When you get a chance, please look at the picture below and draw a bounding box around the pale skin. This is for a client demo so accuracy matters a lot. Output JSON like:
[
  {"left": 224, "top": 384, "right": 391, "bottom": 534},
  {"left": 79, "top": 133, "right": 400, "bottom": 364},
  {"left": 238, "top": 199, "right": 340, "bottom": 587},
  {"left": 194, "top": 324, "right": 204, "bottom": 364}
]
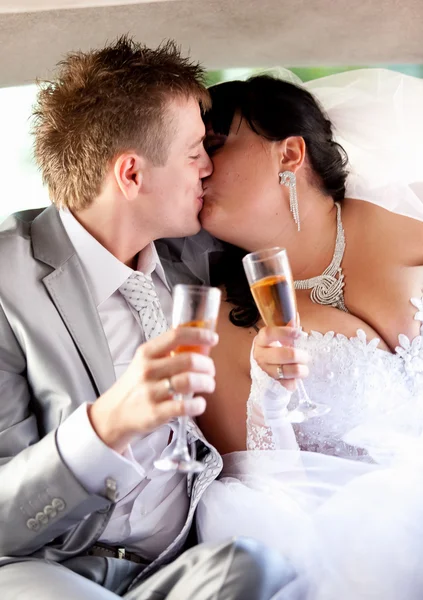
[
  {"left": 71, "top": 95, "right": 217, "bottom": 454},
  {"left": 197, "top": 117, "right": 423, "bottom": 455}
]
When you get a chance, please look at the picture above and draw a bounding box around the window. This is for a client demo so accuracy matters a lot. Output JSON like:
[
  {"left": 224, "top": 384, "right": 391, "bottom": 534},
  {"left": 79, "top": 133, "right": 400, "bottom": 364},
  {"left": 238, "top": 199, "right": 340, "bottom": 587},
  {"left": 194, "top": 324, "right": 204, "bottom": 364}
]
[
  {"left": 1, "top": 65, "right": 422, "bottom": 221},
  {"left": 0, "top": 84, "right": 49, "bottom": 221}
]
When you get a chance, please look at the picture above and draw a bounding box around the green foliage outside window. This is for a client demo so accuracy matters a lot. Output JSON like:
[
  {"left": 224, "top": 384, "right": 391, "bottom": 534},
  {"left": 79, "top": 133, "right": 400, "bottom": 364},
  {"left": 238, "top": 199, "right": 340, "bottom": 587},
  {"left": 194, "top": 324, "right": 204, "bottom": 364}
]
[
  {"left": 1, "top": 64, "right": 422, "bottom": 220},
  {"left": 206, "top": 64, "right": 423, "bottom": 86}
]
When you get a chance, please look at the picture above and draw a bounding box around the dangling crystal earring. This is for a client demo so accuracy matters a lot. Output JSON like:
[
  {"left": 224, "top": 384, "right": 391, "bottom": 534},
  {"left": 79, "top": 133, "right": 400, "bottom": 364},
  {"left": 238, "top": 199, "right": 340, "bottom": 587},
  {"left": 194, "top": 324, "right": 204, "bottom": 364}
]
[{"left": 279, "top": 171, "right": 300, "bottom": 231}]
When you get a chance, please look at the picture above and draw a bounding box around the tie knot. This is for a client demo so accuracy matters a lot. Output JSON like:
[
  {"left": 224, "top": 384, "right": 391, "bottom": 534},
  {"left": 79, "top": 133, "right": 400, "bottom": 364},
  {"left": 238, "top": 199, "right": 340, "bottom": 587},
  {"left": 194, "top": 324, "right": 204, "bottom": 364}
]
[{"left": 119, "top": 272, "right": 160, "bottom": 313}]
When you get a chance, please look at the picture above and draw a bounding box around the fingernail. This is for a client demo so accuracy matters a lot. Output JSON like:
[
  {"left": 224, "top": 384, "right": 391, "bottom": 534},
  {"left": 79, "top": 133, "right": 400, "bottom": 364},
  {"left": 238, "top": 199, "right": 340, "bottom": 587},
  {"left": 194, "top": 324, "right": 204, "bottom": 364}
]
[
  {"left": 201, "top": 331, "right": 218, "bottom": 345},
  {"left": 269, "top": 341, "right": 283, "bottom": 348},
  {"left": 184, "top": 397, "right": 207, "bottom": 417},
  {"left": 208, "top": 331, "right": 219, "bottom": 343}
]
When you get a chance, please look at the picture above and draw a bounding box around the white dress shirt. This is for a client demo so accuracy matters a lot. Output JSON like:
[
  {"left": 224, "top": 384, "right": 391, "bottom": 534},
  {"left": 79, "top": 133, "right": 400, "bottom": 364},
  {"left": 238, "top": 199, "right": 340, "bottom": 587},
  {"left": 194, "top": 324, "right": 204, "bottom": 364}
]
[{"left": 56, "top": 209, "right": 189, "bottom": 560}]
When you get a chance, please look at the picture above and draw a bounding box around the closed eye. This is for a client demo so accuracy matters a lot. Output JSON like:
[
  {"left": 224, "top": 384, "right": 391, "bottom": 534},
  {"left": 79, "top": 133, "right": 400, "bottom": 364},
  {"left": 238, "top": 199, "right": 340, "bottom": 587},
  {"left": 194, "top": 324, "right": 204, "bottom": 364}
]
[
  {"left": 205, "top": 144, "right": 223, "bottom": 156},
  {"left": 204, "top": 133, "right": 227, "bottom": 156}
]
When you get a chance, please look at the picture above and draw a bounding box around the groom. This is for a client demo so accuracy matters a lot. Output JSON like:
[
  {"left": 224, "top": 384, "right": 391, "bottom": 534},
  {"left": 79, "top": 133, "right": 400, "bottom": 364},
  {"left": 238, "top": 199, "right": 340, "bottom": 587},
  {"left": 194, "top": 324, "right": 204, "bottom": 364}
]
[{"left": 0, "top": 36, "right": 293, "bottom": 599}]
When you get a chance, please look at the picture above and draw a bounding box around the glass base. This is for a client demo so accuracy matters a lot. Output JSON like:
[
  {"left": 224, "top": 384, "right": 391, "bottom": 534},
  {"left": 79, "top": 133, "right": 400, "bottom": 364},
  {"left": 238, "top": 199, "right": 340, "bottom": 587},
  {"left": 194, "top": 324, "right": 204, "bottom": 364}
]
[
  {"left": 154, "top": 456, "right": 206, "bottom": 473},
  {"left": 286, "top": 403, "right": 331, "bottom": 424}
]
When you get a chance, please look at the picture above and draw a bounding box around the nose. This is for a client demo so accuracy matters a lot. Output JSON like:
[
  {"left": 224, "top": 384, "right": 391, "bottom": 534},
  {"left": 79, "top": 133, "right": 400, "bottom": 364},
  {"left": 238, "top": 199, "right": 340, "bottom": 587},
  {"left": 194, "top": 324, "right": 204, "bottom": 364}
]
[{"left": 200, "top": 151, "right": 213, "bottom": 179}]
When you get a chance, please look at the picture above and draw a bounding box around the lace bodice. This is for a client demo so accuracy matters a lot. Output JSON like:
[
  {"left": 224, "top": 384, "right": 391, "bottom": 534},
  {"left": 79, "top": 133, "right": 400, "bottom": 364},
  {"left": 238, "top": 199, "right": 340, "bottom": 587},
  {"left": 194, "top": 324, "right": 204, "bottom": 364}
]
[{"left": 247, "top": 294, "right": 423, "bottom": 461}]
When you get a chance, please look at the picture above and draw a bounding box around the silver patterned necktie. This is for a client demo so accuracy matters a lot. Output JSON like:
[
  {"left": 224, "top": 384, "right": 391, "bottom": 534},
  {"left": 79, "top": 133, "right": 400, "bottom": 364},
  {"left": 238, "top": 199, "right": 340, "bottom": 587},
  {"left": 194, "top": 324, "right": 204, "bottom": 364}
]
[{"left": 119, "top": 272, "right": 169, "bottom": 340}]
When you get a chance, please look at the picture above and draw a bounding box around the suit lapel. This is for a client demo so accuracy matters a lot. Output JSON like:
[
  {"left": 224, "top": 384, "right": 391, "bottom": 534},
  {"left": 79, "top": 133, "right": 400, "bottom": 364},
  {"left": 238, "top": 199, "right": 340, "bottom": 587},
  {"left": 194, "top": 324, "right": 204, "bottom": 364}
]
[
  {"left": 155, "top": 238, "right": 205, "bottom": 287},
  {"left": 31, "top": 206, "right": 115, "bottom": 396},
  {"left": 156, "top": 230, "right": 225, "bottom": 289}
]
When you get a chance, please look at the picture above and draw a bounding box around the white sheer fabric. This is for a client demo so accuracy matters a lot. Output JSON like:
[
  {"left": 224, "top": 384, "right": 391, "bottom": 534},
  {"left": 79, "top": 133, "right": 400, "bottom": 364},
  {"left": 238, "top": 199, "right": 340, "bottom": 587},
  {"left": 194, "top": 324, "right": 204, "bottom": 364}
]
[
  {"left": 306, "top": 69, "right": 423, "bottom": 222},
  {"left": 250, "top": 68, "right": 423, "bottom": 222},
  {"left": 198, "top": 294, "right": 423, "bottom": 600},
  {"left": 197, "top": 69, "right": 423, "bottom": 599}
]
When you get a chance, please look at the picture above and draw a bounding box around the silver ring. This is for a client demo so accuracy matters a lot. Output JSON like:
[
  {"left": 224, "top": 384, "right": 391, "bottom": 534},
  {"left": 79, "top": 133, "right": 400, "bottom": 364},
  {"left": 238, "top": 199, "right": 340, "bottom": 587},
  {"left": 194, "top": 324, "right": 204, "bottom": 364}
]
[
  {"left": 276, "top": 365, "right": 285, "bottom": 380},
  {"left": 165, "top": 377, "right": 176, "bottom": 395}
]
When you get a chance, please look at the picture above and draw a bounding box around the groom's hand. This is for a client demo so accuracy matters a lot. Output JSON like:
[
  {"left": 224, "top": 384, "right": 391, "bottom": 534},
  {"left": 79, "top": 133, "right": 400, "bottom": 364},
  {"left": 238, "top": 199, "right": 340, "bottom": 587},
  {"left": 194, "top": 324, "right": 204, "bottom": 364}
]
[
  {"left": 88, "top": 327, "right": 218, "bottom": 453},
  {"left": 254, "top": 326, "right": 309, "bottom": 392}
]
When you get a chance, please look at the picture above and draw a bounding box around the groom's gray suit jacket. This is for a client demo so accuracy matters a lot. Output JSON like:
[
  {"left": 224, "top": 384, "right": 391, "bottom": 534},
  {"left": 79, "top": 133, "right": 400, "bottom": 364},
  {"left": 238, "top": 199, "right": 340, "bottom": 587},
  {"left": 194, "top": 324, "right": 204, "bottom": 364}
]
[{"left": 0, "top": 206, "right": 222, "bottom": 589}]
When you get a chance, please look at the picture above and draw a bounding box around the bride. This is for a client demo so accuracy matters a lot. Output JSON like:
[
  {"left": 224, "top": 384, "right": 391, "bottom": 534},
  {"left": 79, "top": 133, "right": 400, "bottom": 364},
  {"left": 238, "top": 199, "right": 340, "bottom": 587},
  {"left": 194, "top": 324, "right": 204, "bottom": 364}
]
[{"left": 192, "top": 69, "right": 423, "bottom": 599}]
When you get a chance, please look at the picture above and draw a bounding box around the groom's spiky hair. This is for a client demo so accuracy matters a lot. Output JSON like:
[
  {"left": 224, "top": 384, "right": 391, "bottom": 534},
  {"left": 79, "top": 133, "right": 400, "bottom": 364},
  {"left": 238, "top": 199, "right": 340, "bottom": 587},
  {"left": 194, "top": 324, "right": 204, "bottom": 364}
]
[{"left": 32, "top": 35, "right": 210, "bottom": 210}]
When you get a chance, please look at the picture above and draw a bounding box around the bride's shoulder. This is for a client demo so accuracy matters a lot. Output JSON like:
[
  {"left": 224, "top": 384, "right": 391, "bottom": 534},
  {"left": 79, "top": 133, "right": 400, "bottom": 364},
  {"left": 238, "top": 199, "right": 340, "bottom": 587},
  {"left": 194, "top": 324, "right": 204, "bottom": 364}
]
[{"left": 345, "top": 198, "right": 423, "bottom": 261}]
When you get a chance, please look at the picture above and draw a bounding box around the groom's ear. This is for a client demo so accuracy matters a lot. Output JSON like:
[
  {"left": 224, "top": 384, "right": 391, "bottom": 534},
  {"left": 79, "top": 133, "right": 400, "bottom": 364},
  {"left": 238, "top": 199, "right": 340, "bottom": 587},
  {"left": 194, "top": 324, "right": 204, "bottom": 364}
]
[
  {"left": 113, "top": 152, "right": 145, "bottom": 201},
  {"left": 278, "top": 136, "right": 306, "bottom": 173}
]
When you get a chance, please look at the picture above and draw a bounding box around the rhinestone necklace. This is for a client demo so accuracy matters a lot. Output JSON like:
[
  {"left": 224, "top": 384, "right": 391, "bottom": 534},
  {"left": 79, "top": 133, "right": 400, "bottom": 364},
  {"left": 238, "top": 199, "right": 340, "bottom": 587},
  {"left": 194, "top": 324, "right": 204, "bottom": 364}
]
[{"left": 294, "top": 202, "right": 348, "bottom": 312}]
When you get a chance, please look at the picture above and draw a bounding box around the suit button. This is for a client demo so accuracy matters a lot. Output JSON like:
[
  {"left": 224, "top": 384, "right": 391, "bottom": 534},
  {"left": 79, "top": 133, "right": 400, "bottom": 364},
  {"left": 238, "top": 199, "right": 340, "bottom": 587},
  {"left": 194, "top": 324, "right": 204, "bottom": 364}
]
[
  {"left": 97, "top": 504, "right": 111, "bottom": 515},
  {"left": 105, "top": 478, "right": 117, "bottom": 502},
  {"left": 36, "top": 511, "right": 49, "bottom": 526},
  {"left": 26, "top": 518, "right": 40, "bottom": 531},
  {"left": 44, "top": 505, "right": 57, "bottom": 519},
  {"left": 51, "top": 498, "right": 65, "bottom": 512}
]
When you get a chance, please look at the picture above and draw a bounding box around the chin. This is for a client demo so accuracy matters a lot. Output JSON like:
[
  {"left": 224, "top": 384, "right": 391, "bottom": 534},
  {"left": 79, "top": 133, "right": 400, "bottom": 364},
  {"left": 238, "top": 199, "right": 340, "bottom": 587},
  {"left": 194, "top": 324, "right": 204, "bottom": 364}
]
[
  {"left": 199, "top": 205, "right": 215, "bottom": 230},
  {"left": 181, "top": 219, "right": 201, "bottom": 237},
  {"left": 199, "top": 210, "right": 225, "bottom": 241},
  {"left": 201, "top": 220, "right": 245, "bottom": 248}
]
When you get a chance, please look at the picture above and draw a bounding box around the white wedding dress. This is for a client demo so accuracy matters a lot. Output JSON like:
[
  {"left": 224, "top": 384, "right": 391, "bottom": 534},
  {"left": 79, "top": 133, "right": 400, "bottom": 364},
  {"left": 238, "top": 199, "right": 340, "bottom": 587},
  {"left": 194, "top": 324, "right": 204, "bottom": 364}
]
[{"left": 196, "top": 69, "right": 423, "bottom": 600}]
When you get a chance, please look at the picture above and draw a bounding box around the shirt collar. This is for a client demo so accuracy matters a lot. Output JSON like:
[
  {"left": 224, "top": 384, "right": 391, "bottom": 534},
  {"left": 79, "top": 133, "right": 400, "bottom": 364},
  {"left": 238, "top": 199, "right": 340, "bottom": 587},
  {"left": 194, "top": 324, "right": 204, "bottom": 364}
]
[{"left": 59, "top": 209, "right": 170, "bottom": 308}]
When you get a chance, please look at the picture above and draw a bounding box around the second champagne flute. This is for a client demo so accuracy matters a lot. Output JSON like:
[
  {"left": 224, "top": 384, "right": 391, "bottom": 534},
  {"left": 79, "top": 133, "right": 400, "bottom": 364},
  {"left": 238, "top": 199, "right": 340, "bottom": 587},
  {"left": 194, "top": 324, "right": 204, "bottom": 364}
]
[
  {"left": 242, "top": 247, "right": 330, "bottom": 423},
  {"left": 154, "top": 284, "right": 221, "bottom": 473}
]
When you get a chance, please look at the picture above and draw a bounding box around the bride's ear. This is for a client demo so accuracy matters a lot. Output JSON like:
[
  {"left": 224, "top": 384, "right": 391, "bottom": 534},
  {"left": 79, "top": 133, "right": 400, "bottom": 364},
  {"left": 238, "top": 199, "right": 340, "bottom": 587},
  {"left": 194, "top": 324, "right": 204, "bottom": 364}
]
[{"left": 278, "top": 136, "right": 306, "bottom": 173}]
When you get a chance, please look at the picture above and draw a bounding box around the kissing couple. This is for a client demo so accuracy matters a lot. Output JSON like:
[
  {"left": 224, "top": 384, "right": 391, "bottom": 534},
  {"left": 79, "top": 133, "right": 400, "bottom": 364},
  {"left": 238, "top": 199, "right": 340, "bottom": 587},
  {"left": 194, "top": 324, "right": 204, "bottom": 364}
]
[{"left": 1, "top": 35, "right": 423, "bottom": 600}]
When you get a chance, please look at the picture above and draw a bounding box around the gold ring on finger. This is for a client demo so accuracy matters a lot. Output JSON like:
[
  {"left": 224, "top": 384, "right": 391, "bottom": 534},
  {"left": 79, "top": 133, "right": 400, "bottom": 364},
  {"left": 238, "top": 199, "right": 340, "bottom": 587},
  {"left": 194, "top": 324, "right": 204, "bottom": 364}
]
[{"left": 165, "top": 377, "right": 176, "bottom": 396}]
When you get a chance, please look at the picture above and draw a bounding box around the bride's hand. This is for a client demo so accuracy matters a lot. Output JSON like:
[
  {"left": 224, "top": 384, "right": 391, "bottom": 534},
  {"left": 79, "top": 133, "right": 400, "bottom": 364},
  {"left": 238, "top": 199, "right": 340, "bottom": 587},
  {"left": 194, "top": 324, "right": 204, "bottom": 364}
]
[{"left": 253, "top": 326, "right": 310, "bottom": 392}]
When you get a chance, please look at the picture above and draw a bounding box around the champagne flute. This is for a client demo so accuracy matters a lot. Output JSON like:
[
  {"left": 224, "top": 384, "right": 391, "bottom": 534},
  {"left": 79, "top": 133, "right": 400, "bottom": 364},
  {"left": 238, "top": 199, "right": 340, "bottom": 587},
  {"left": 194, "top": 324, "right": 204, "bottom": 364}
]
[
  {"left": 242, "top": 247, "right": 330, "bottom": 423},
  {"left": 154, "top": 284, "right": 221, "bottom": 473}
]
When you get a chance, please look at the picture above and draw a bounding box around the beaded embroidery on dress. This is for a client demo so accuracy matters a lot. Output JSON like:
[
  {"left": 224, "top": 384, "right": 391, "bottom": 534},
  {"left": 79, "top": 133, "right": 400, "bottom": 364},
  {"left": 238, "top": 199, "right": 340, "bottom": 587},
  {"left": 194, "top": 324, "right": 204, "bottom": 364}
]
[{"left": 245, "top": 291, "right": 423, "bottom": 461}]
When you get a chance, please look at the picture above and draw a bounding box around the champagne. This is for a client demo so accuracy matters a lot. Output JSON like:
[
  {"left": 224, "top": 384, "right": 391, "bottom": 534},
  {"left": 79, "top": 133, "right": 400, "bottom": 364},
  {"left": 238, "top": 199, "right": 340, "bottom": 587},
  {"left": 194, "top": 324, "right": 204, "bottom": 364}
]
[
  {"left": 155, "top": 284, "right": 221, "bottom": 474},
  {"left": 251, "top": 275, "right": 297, "bottom": 327},
  {"left": 173, "top": 319, "right": 217, "bottom": 355},
  {"left": 243, "top": 249, "right": 330, "bottom": 422}
]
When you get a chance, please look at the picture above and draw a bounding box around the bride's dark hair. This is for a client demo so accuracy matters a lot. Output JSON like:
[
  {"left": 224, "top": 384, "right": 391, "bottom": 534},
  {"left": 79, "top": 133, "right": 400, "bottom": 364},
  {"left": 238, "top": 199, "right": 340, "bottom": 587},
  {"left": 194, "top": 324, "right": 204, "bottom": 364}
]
[{"left": 205, "top": 75, "right": 349, "bottom": 328}]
